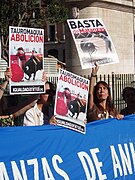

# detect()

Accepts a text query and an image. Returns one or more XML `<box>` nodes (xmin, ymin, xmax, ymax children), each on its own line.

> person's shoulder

<box><xmin>25</xmin><ymin>106</ymin><xmax>35</xmax><ymax>114</ymax></box>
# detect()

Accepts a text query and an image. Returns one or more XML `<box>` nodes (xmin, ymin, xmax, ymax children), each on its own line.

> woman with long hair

<box><xmin>23</xmin><ymin>81</ymin><xmax>56</xmax><ymax>126</ymax></box>
<box><xmin>87</xmin><ymin>63</ymin><xmax>123</xmax><ymax>122</ymax></box>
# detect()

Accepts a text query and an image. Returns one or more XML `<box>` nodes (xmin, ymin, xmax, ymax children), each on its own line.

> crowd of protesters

<box><xmin>0</xmin><ymin>64</ymin><xmax>135</xmax><ymax>127</ymax></box>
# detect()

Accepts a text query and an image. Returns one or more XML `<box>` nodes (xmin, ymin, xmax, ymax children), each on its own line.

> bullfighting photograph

<box><xmin>54</xmin><ymin>68</ymin><xmax>90</xmax><ymax>134</ymax></box>
<box><xmin>9</xmin><ymin>26</ymin><xmax>45</xmax><ymax>95</ymax></box>
<box><xmin>67</xmin><ymin>18</ymin><xmax>119</xmax><ymax>69</ymax></box>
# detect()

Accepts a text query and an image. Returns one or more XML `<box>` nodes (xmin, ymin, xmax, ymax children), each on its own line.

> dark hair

<box><xmin>37</xmin><ymin>81</ymin><xmax>56</xmax><ymax>104</ymax></box>
<box><xmin>41</xmin><ymin>81</ymin><xmax>56</xmax><ymax>116</ymax></box>
<box><xmin>45</xmin><ymin>81</ymin><xmax>56</xmax><ymax>95</ymax></box>
<box><xmin>45</xmin><ymin>81</ymin><xmax>56</xmax><ymax>103</ymax></box>
<box><xmin>122</xmin><ymin>87</ymin><xmax>135</xmax><ymax>101</ymax></box>
<box><xmin>93</xmin><ymin>81</ymin><xmax>114</xmax><ymax>111</ymax></box>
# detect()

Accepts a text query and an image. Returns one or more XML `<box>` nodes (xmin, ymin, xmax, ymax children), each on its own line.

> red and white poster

<box><xmin>54</xmin><ymin>68</ymin><xmax>90</xmax><ymax>134</ymax></box>
<box><xmin>9</xmin><ymin>26</ymin><xmax>44</xmax><ymax>94</ymax></box>
<box><xmin>67</xmin><ymin>18</ymin><xmax>119</xmax><ymax>69</ymax></box>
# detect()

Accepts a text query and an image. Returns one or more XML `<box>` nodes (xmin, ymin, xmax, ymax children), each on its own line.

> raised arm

<box><xmin>89</xmin><ymin>63</ymin><xmax>99</xmax><ymax>109</ymax></box>
<box><xmin>0</xmin><ymin>68</ymin><xmax>12</xmax><ymax>100</ymax></box>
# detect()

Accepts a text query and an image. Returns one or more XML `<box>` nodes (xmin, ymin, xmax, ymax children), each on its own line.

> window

<box><xmin>47</xmin><ymin>24</ymin><xmax>57</xmax><ymax>42</ymax></box>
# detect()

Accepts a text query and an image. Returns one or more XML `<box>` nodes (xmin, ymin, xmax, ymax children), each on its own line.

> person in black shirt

<box><xmin>120</xmin><ymin>87</ymin><xmax>135</xmax><ymax>116</ymax></box>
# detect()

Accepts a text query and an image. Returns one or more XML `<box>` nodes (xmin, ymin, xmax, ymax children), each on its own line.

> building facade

<box><xmin>65</xmin><ymin>0</ymin><xmax>135</xmax><ymax>75</ymax></box>
<box><xmin>36</xmin><ymin>0</ymin><xmax>66</xmax><ymax>63</ymax></box>
<box><xmin>1</xmin><ymin>0</ymin><xmax>134</xmax><ymax>77</ymax></box>
<box><xmin>44</xmin><ymin>22</ymin><xmax>65</xmax><ymax>62</ymax></box>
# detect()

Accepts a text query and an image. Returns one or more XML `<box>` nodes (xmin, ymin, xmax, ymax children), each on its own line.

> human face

<box><xmin>125</xmin><ymin>89</ymin><xmax>135</xmax><ymax>105</ymax></box>
<box><xmin>96</xmin><ymin>83</ymin><xmax>109</xmax><ymax>101</ymax></box>
<box><xmin>40</xmin><ymin>83</ymin><xmax>50</xmax><ymax>104</ymax></box>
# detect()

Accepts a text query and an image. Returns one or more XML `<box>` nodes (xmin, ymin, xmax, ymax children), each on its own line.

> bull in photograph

<box><xmin>23</xmin><ymin>54</ymin><xmax>43</xmax><ymax>80</ymax></box>
<box><xmin>68</xmin><ymin>98</ymin><xmax>86</xmax><ymax>119</ymax></box>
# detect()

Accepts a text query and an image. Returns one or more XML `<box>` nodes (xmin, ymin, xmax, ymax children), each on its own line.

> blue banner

<box><xmin>0</xmin><ymin>115</ymin><xmax>135</xmax><ymax>179</ymax></box>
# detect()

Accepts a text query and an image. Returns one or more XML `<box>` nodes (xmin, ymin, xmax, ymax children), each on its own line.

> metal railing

<box><xmin>88</xmin><ymin>73</ymin><xmax>135</xmax><ymax>111</ymax></box>
<box><xmin>1</xmin><ymin>73</ymin><xmax>135</xmax><ymax>112</ymax></box>
<box><xmin>48</xmin><ymin>73</ymin><xmax>135</xmax><ymax>112</ymax></box>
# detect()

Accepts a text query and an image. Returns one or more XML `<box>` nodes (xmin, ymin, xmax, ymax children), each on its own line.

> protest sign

<box><xmin>54</xmin><ymin>68</ymin><xmax>90</xmax><ymax>134</ymax></box>
<box><xmin>9</xmin><ymin>26</ymin><xmax>45</xmax><ymax>94</ymax></box>
<box><xmin>0</xmin><ymin>115</ymin><xmax>135</xmax><ymax>179</ymax></box>
<box><xmin>67</xmin><ymin>18</ymin><xmax>119</xmax><ymax>69</ymax></box>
